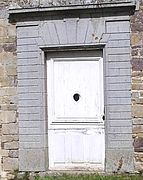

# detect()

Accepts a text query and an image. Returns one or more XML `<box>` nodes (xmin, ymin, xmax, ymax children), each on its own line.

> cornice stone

<box><xmin>9</xmin><ymin>0</ymin><xmax>135</xmax><ymax>8</ymax></box>
<box><xmin>9</xmin><ymin>0</ymin><xmax>136</xmax><ymax>22</ymax></box>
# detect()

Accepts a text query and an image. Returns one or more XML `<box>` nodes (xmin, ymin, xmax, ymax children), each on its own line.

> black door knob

<box><xmin>73</xmin><ymin>93</ymin><xmax>80</xmax><ymax>102</ymax></box>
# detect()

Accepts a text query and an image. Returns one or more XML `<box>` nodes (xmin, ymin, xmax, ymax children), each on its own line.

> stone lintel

<box><xmin>9</xmin><ymin>0</ymin><xmax>136</xmax><ymax>22</ymax></box>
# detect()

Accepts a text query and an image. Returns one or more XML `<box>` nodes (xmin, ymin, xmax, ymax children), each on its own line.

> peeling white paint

<box><xmin>47</xmin><ymin>56</ymin><xmax>105</xmax><ymax>170</ymax></box>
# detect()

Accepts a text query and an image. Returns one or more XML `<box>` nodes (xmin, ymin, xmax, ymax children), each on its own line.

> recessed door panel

<box><xmin>54</xmin><ymin>59</ymin><xmax>101</xmax><ymax>122</ymax></box>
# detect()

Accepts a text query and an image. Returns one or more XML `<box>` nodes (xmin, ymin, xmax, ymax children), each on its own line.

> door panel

<box><xmin>47</xmin><ymin>56</ymin><xmax>105</xmax><ymax>171</ymax></box>
<box><xmin>54</xmin><ymin>59</ymin><xmax>101</xmax><ymax>122</ymax></box>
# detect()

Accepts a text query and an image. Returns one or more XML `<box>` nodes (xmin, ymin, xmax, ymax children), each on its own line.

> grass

<box><xmin>34</xmin><ymin>174</ymin><xmax>143</xmax><ymax>180</ymax></box>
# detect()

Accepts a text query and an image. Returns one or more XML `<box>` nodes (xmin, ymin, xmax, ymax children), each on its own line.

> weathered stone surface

<box><xmin>132</xmin><ymin>83</ymin><xmax>143</xmax><ymax>90</ymax></box>
<box><xmin>8</xmin><ymin>0</ymin><xmax>130</xmax><ymax>8</ymax></box>
<box><xmin>132</xmin><ymin>105</ymin><xmax>143</xmax><ymax>118</ymax></box>
<box><xmin>2</xmin><ymin>123</ymin><xmax>18</xmax><ymax>135</ymax></box>
<box><xmin>131</xmin><ymin>33</ymin><xmax>142</xmax><ymax>47</ymax></box>
<box><xmin>0</xmin><ymin>111</ymin><xmax>16</xmax><ymax>123</ymax></box>
<box><xmin>1</xmin><ymin>135</ymin><xmax>19</xmax><ymax>143</ymax></box>
<box><xmin>0</xmin><ymin>0</ymin><xmax>17</xmax><ymax>178</ymax></box>
<box><xmin>3</xmin><ymin>158</ymin><xmax>18</xmax><ymax>171</ymax></box>
<box><xmin>3</xmin><ymin>43</ymin><xmax>16</xmax><ymax>52</ymax></box>
<box><xmin>134</xmin><ymin>98</ymin><xmax>143</xmax><ymax>104</ymax></box>
<box><xmin>134</xmin><ymin>162</ymin><xmax>143</xmax><ymax>173</ymax></box>
<box><xmin>0</xmin><ymin>0</ymin><xmax>140</xmax><ymax>176</ymax></box>
<box><xmin>135</xmin><ymin>152</ymin><xmax>143</xmax><ymax>162</ymax></box>
<box><xmin>131</xmin><ymin>49</ymin><xmax>138</xmax><ymax>56</ymax></box>
<box><xmin>132</xmin><ymin>91</ymin><xmax>139</xmax><ymax>98</ymax></box>
<box><xmin>134</xmin><ymin>137</ymin><xmax>143</xmax><ymax>152</ymax></box>
<box><xmin>8</xmin><ymin>150</ymin><xmax>18</xmax><ymax>158</ymax></box>
<box><xmin>131</xmin><ymin>58</ymin><xmax>143</xmax><ymax>71</ymax></box>
<box><xmin>4</xmin><ymin>141</ymin><xmax>18</xmax><ymax>150</ymax></box>
<box><xmin>7</xmin><ymin>174</ymin><xmax>15</xmax><ymax>180</ymax></box>
<box><xmin>0</xmin><ymin>87</ymin><xmax>17</xmax><ymax>97</ymax></box>
<box><xmin>6</xmin><ymin>65</ymin><xmax>17</xmax><ymax>76</ymax></box>
<box><xmin>133</xmin><ymin>125</ymin><xmax>143</xmax><ymax>134</ymax></box>
<box><xmin>133</xmin><ymin>118</ymin><xmax>143</xmax><ymax>125</ymax></box>
<box><xmin>131</xmin><ymin>7</ymin><xmax>143</xmax><ymax>162</ymax></box>
<box><xmin>1</xmin><ymin>104</ymin><xmax>17</xmax><ymax>111</ymax></box>
<box><xmin>132</xmin><ymin>71</ymin><xmax>143</xmax><ymax>77</ymax></box>
<box><xmin>1</xmin><ymin>150</ymin><xmax>9</xmax><ymax>157</ymax></box>
<box><xmin>131</xmin><ymin>10</ymin><xmax>143</xmax><ymax>32</ymax></box>
<box><xmin>132</xmin><ymin>77</ymin><xmax>142</xmax><ymax>83</ymax></box>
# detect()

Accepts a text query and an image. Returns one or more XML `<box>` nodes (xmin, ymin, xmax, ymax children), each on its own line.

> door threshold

<box><xmin>45</xmin><ymin>170</ymin><xmax>105</xmax><ymax>175</ymax></box>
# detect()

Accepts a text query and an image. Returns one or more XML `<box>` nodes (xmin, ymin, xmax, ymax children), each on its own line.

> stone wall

<box><xmin>0</xmin><ymin>1</ymin><xmax>18</xmax><ymax>179</ymax></box>
<box><xmin>0</xmin><ymin>0</ymin><xmax>143</xmax><ymax>178</ymax></box>
<box><xmin>131</xmin><ymin>0</ymin><xmax>143</xmax><ymax>172</ymax></box>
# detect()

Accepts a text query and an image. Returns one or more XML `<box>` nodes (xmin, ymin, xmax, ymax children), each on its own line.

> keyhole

<box><xmin>73</xmin><ymin>93</ymin><xmax>80</xmax><ymax>102</ymax></box>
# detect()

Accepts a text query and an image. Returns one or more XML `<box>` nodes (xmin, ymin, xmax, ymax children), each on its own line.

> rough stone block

<box><xmin>132</xmin><ymin>83</ymin><xmax>143</xmax><ymax>90</ymax></box>
<box><xmin>3</xmin><ymin>43</ymin><xmax>16</xmax><ymax>52</ymax></box>
<box><xmin>131</xmin><ymin>20</ymin><xmax>143</xmax><ymax>33</ymax></box>
<box><xmin>131</xmin><ymin>49</ymin><xmax>138</xmax><ymax>56</ymax></box>
<box><xmin>8</xmin><ymin>150</ymin><xmax>18</xmax><ymax>158</ymax></box>
<box><xmin>4</xmin><ymin>141</ymin><xmax>18</xmax><ymax>150</ymax></box>
<box><xmin>134</xmin><ymin>162</ymin><xmax>143</xmax><ymax>173</ymax></box>
<box><xmin>0</xmin><ymin>87</ymin><xmax>17</xmax><ymax>97</ymax></box>
<box><xmin>7</xmin><ymin>23</ymin><xmax>16</xmax><ymax>37</ymax></box>
<box><xmin>133</xmin><ymin>118</ymin><xmax>143</xmax><ymax>125</ymax></box>
<box><xmin>131</xmin><ymin>33</ymin><xmax>141</xmax><ymax>46</ymax></box>
<box><xmin>131</xmin><ymin>59</ymin><xmax>143</xmax><ymax>71</ymax></box>
<box><xmin>6</xmin><ymin>65</ymin><xmax>17</xmax><ymax>76</ymax></box>
<box><xmin>132</xmin><ymin>105</ymin><xmax>143</xmax><ymax>118</ymax></box>
<box><xmin>0</xmin><ymin>111</ymin><xmax>16</xmax><ymax>123</ymax></box>
<box><xmin>0</xmin><ymin>96</ymin><xmax>10</xmax><ymax>104</ymax></box>
<box><xmin>135</xmin><ymin>98</ymin><xmax>143</xmax><ymax>104</ymax></box>
<box><xmin>3</xmin><ymin>158</ymin><xmax>18</xmax><ymax>171</ymax></box>
<box><xmin>134</xmin><ymin>136</ymin><xmax>143</xmax><ymax>152</ymax></box>
<box><xmin>135</xmin><ymin>152</ymin><xmax>143</xmax><ymax>162</ymax></box>
<box><xmin>140</xmin><ymin>91</ymin><xmax>143</xmax><ymax>97</ymax></box>
<box><xmin>132</xmin><ymin>77</ymin><xmax>142</xmax><ymax>84</ymax></box>
<box><xmin>1</xmin><ymin>104</ymin><xmax>17</xmax><ymax>111</ymax></box>
<box><xmin>2</xmin><ymin>135</ymin><xmax>19</xmax><ymax>143</ymax></box>
<box><xmin>0</xmin><ymin>65</ymin><xmax>5</xmax><ymax>77</ymax></box>
<box><xmin>132</xmin><ymin>91</ymin><xmax>139</xmax><ymax>98</ymax></box>
<box><xmin>2</xmin><ymin>123</ymin><xmax>18</xmax><ymax>135</ymax></box>
<box><xmin>133</xmin><ymin>125</ymin><xmax>143</xmax><ymax>135</ymax></box>
<box><xmin>0</xmin><ymin>25</ymin><xmax>7</xmax><ymax>37</ymax></box>
<box><xmin>1</xmin><ymin>150</ymin><xmax>9</xmax><ymax>157</ymax></box>
<box><xmin>132</xmin><ymin>71</ymin><xmax>143</xmax><ymax>78</ymax></box>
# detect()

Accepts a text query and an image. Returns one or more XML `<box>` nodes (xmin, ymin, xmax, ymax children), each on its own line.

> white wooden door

<box><xmin>47</xmin><ymin>56</ymin><xmax>105</xmax><ymax>171</ymax></box>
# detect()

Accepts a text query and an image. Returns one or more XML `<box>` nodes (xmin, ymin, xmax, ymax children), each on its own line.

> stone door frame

<box><xmin>9</xmin><ymin>1</ymin><xmax>135</xmax><ymax>172</ymax></box>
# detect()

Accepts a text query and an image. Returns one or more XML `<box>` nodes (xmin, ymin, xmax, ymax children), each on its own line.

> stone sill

<box><xmin>9</xmin><ymin>0</ymin><xmax>136</xmax><ymax>15</ymax></box>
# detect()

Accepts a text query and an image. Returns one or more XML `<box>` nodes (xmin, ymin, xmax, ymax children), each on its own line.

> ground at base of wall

<box><xmin>5</xmin><ymin>173</ymin><xmax>143</xmax><ymax>180</ymax></box>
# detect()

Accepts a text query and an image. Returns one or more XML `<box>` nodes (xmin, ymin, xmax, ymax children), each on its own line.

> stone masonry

<box><xmin>0</xmin><ymin>0</ymin><xmax>143</xmax><ymax>179</ymax></box>
<box><xmin>131</xmin><ymin>0</ymin><xmax>143</xmax><ymax>172</ymax></box>
<box><xmin>0</xmin><ymin>1</ymin><xmax>18</xmax><ymax>179</ymax></box>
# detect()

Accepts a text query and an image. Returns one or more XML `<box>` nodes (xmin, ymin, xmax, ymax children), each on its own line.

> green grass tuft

<box><xmin>34</xmin><ymin>174</ymin><xmax>143</xmax><ymax>180</ymax></box>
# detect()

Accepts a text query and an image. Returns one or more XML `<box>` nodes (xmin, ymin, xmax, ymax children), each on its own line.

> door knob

<box><xmin>73</xmin><ymin>93</ymin><xmax>80</xmax><ymax>102</ymax></box>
